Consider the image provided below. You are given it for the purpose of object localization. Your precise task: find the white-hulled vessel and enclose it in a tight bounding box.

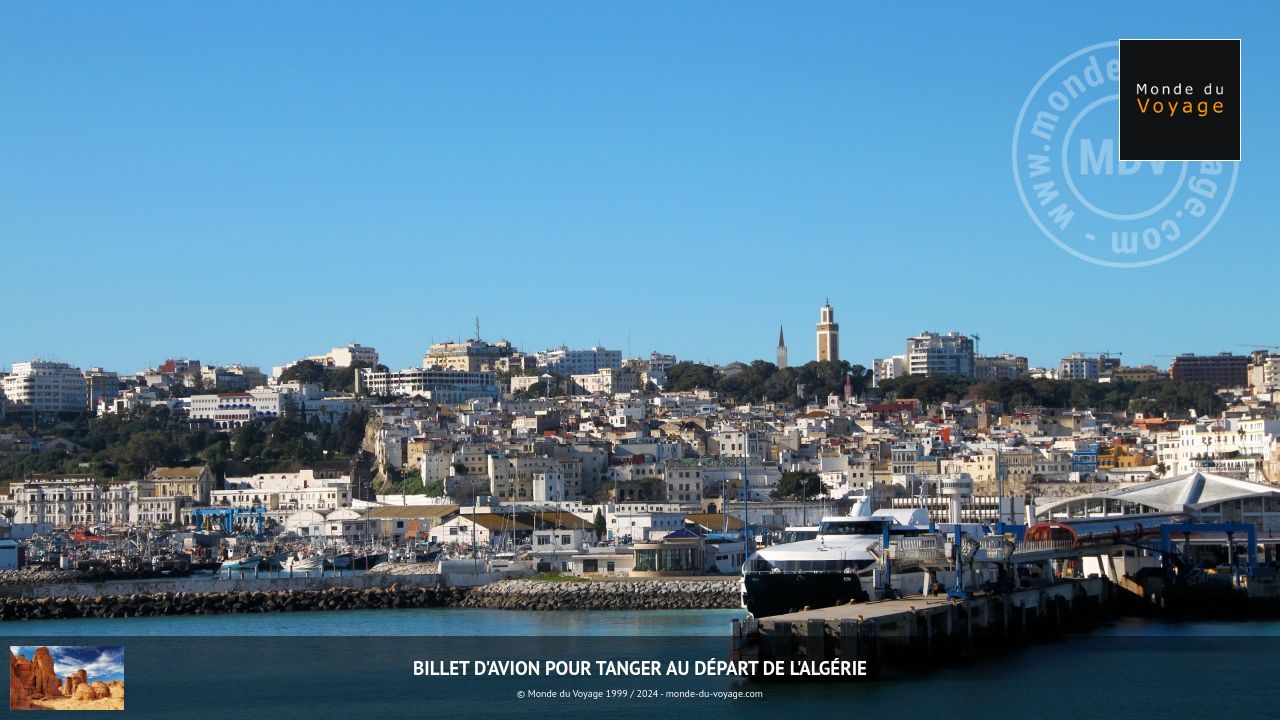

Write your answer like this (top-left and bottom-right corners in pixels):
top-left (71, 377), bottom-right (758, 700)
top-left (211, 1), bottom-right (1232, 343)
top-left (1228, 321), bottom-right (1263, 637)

top-left (279, 552), bottom-right (325, 573)
top-left (740, 501), bottom-right (933, 617)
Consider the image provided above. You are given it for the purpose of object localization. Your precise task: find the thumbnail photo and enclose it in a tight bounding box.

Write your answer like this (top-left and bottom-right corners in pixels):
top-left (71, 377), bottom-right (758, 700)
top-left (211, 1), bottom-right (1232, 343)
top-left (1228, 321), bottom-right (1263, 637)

top-left (9, 646), bottom-right (124, 711)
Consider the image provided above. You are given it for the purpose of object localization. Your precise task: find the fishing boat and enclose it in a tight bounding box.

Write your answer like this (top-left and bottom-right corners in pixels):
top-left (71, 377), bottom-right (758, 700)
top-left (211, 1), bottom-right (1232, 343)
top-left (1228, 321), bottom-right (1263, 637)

top-left (349, 550), bottom-right (387, 570)
top-left (325, 551), bottom-right (352, 570)
top-left (279, 553), bottom-right (325, 573)
top-left (219, 555), bottom-right (262, 574)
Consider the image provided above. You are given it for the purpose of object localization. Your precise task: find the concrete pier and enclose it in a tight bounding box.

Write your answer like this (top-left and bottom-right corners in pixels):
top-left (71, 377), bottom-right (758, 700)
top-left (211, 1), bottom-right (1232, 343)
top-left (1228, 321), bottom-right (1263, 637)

top-left (731, 578), bottom-right (1111, 673)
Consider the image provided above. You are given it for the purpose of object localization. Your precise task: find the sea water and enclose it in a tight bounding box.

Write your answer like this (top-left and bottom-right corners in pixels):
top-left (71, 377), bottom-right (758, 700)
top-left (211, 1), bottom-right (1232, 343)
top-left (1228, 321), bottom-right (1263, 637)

top-left (3, 609), bottom-right (1278, 719)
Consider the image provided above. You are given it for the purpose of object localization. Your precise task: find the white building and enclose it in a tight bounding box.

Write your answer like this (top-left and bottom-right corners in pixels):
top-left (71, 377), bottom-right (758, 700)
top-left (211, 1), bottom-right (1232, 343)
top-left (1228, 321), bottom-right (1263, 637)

top-left (187, 385), bottom-right (355, 429)
top-left (1058, 353), bottom-right (1101, 381)
top-left (608, 508), bottom-right (685, 542)
top-left (321, 507), bottom-right (369, 542)
top-left (201, 364), bottom-right (267, 391)
top-left (323, 344), bottom-right (379, 368)
top-left (663, 465), bottom-right (705, 504)
top-left (532, 471), bottom-right (566, 503)
top-left (534, 346), bottom-right (622, 376)
top-left (1249, 353), bottom-right (1280, 392)
top-left (186, 388), bottom-right (290, 429)
top-left (354, 368), bottom-right (498, 403)
top-left (906, 332), bottom-right (974, 377)
top-left (873, 355), bottom-right (909, 385)
top-left (1, 474), bottom-right (193, 527)
top-left (221, 470), bottom-right (353, 511)
top-left (83, 368), bottom-right (120, 409)
top-left (423, 339), bottom-right (513, 372)
top-left (975, 353), bottom-right (1029, 381)
top-left (1164, 417), bottom-right (1280, 480)
top-left (3, 360), bottom-right (88, 413)
top-left (571, 368), bottom-right (638, 395)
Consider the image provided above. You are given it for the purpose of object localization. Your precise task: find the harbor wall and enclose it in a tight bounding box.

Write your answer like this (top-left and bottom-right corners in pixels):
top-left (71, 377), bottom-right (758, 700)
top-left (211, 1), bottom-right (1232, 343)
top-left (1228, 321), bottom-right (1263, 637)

top-left (459, 578), bottom-right (741, 610)
top-left (0, 583), bottom-right (467, 620)
top-left (0, 571), bottom-right (444, 599)
top-left (0, 576), bottom-right (742, 620)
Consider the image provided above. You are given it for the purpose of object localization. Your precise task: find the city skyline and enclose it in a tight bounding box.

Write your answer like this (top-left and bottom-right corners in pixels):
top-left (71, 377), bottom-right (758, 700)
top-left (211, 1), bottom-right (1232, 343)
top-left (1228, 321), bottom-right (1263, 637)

top-left (3, 308), bottom-right (1271, 379)
top-left (3, 3), bottom-right (1277, 373)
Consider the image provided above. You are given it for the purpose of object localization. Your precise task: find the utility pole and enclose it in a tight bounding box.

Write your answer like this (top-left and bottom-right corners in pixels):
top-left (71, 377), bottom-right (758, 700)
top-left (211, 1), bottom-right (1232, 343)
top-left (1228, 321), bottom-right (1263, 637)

top-left (995, 444), bottom-right (1005, 532)
top-left (743, 422), bottom-right (751, 556)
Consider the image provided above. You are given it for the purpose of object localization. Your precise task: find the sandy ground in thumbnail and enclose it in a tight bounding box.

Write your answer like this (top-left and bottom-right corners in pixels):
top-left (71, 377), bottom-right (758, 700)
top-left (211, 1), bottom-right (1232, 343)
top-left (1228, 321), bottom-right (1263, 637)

top-left (25, 695), bottom-right (124, 711)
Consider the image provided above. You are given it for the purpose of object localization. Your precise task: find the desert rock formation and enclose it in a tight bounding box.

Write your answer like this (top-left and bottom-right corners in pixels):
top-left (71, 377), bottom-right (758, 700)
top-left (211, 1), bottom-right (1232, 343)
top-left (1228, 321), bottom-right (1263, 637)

top-left (9, 646), bottom-right (123, 711)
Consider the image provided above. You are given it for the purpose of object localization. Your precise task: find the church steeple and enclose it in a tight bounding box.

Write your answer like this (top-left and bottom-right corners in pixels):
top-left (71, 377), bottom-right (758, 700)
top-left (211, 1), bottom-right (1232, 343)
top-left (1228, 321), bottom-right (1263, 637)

top-left (776, 325), bottom-right (788, 370)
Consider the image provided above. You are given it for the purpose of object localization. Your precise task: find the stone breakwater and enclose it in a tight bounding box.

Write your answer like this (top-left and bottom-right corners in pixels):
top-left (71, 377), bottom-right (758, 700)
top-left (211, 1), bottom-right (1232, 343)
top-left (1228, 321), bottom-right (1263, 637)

top-left (0, 568), bottom-right (87, 585)
top-left (459, 579), bottom-right (741, 611)
top-left (0, 585), bottom-right (467, 620)
top-left (0, 578), bottom-right (741, 620)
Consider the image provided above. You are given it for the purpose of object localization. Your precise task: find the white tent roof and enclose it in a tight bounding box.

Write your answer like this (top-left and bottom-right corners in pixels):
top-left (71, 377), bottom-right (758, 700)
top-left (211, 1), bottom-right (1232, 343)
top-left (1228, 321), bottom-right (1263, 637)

top-left (1038, 471), bottom-right (1280, 516)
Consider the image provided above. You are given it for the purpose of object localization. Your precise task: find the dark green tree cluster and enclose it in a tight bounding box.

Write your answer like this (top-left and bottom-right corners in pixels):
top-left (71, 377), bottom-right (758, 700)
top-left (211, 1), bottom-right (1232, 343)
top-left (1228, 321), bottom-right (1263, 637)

top-left (277, 360), bottom-right (387, 393)
top-left (771, 470), bottom-right (825, 500)
top-left (664, 360), bottom-right (873, 406)
top-left (513, 375), bottom-right (569, 399)
top-left (876, 375), bottom-right (1223, 415)
top-left (0, 405), bottom-right (370, 484)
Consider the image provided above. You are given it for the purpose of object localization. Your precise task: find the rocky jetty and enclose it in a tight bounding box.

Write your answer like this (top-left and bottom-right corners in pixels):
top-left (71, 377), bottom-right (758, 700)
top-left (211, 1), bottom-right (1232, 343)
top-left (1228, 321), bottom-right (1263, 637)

top-left (0, 584), bottom-right (468, 620)
top-left (0, 577), bottom-right (740, 620)
top-left (366, 562), bottom-right (438, 576)
top-left (459, 579), bottom-right (741, 611)
top-left (0, 568), bottom-right (85, 585)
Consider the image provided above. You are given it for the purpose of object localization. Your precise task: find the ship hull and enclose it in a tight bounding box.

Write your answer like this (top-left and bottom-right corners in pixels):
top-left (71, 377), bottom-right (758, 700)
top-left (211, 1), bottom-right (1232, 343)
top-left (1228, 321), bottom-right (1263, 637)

top-left (741, 572), bottom-right (869, 618)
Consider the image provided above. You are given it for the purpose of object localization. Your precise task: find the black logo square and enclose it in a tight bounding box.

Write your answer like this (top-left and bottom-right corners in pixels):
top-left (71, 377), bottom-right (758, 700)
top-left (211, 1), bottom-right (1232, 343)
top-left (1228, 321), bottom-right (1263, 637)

top-left (1119, 39), bottom-right (1240, 161)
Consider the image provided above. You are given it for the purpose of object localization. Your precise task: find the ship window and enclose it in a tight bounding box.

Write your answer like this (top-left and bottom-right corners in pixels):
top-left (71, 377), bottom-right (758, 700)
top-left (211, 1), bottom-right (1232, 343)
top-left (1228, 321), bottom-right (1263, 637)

top-left (818, 520), bottom-right (885, 535)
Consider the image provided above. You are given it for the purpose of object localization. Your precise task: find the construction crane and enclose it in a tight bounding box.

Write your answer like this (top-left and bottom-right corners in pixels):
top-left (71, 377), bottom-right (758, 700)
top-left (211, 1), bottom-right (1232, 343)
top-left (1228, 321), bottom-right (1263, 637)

top-left (1237, 344), bottom-right (1280, 351)
top-left (1073, 350), bottom-right (1123, 360)
top-left (970, 333), bottom-right (981, 356)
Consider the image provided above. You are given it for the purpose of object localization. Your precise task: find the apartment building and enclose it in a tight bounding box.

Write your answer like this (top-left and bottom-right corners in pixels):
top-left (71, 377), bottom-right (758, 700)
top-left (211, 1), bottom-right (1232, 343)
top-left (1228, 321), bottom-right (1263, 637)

top-left (423, 339), bottom-right (514, 372)
top-left (1168, 353), bottom-right (1249, 388)
top-left (354, 368), bottom-right (499, 402)
top-left (906, 332), bottom-right (975, 377)
top-left (534, 346), bottom-right (622, 376)
top-left (3, 360), bottom-right (88, 413)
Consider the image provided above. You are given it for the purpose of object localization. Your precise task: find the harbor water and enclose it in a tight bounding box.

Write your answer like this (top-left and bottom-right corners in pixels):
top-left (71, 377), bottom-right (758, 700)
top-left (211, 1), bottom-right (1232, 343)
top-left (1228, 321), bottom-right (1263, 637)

top-left (4, 608), bottom-right (1278, 719)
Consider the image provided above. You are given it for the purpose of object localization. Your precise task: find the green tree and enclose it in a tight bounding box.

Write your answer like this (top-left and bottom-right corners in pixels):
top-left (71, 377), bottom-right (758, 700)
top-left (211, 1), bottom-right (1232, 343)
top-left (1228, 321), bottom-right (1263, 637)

top-left (771, 471), bottom-right (825, 500)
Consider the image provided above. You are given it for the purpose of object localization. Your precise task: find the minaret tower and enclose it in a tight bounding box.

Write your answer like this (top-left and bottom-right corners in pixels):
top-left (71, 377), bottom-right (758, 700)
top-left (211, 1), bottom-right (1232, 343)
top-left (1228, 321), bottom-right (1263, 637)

top-left (816, 299), bottom-right (840, 363)
top-left (776, 326), bottom-right (788, 370)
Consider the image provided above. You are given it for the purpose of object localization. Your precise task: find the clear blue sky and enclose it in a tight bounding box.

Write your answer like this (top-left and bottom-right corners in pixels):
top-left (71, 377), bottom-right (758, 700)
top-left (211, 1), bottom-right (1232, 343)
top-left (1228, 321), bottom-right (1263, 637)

top-left (2, 2), bottom-right (1275, 373)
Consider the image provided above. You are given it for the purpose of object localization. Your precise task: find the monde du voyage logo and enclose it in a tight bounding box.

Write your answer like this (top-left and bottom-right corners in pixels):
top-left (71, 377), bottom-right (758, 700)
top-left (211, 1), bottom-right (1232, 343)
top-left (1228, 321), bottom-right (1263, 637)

top-left (1012, 40), bottom-right (1240, 268)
